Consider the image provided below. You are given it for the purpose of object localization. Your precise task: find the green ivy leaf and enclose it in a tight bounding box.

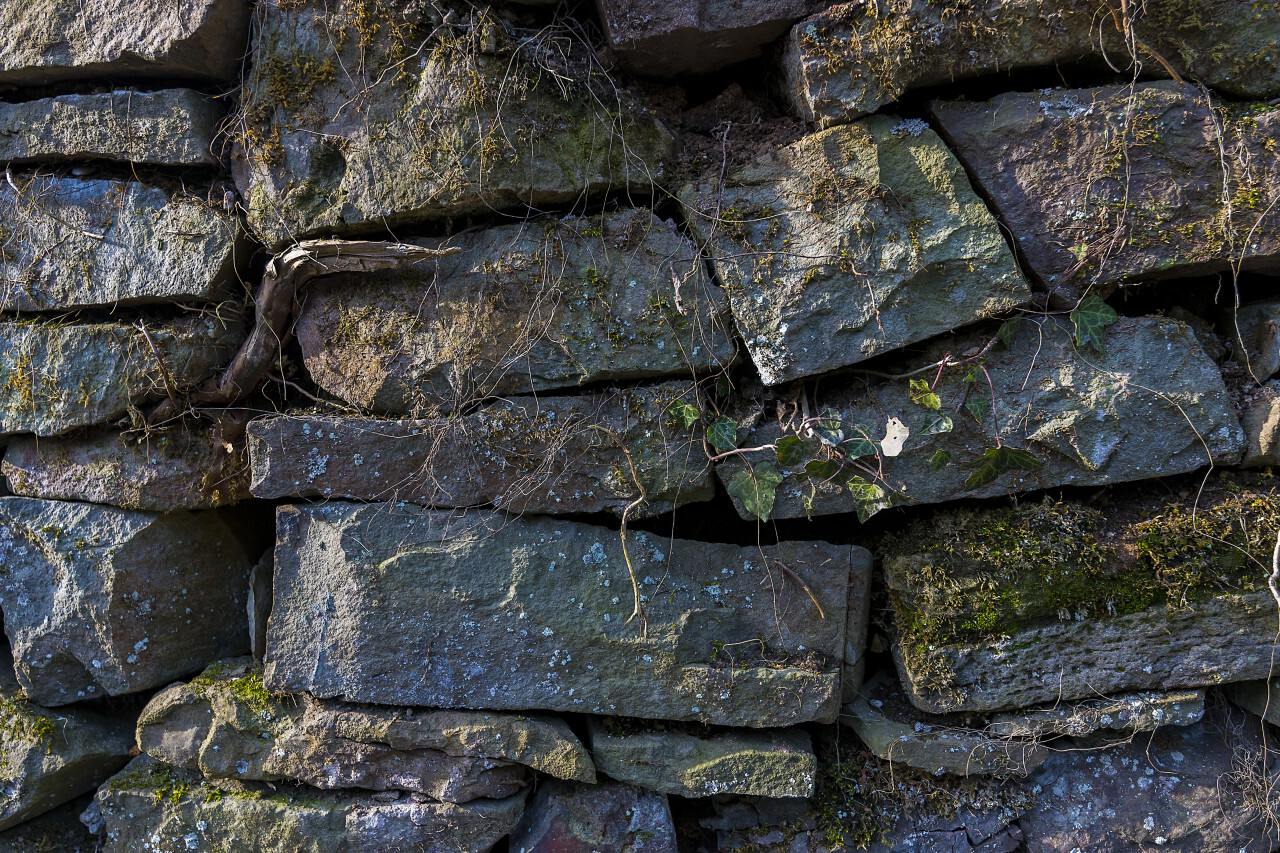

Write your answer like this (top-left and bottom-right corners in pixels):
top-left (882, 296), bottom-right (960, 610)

top-left (804, 459), bottom-right (854, 487)
top-left (1071, 295), bottom-right (1119, 354)
top-left (919, 414), bottom-right (953, 436)
top-left (707, 416), bottom-right (739, 452)
top-left (847, 477), bottom-right (886, 523)
top-left (930, 449), bottom-right (951, 470)
top-left (963, 446), bottom-right (1044, 490)
top-left (715, 375), bottom-right (732, 398)
top-left (726, 462), bottom-right (783, 521)
top-left (667, 399), bottom-right (702, 430)
top-left (841, 425), bottom-right (879, 459)
top-left (775, 435), bottom-right (809, 466)
top-left (997, 316), bottom-right (1023, 349)
top-left (965, 395), bottom-right (989, 425)
top-left (908, 378), bottom-right (942, 411)
top-left (812, 408), bottom-right (845, 447)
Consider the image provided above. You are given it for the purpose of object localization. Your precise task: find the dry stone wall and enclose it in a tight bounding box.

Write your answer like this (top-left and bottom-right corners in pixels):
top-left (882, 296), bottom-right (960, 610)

top-left (0, 0), bottom-right (1279, 851)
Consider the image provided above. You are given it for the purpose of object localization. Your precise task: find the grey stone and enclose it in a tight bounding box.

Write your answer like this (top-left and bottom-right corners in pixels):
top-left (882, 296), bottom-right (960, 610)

top-left (509, 779), bottom-right (676, 853)
top-left (265, 503), bottom-right (861, 727)
top-left (0, 793), bottom-right (96, 853)
top-left (587, 719), bottom-right (815, 798)
top-left (0, 497), bottom-right (252, 706)
top-left (0, 677), bottom-right (133, 831)
top-left (248, 551), bottom-right (272, 660)
top-left (717, 316), bottom-right (1244, 521)
top-left (988, 689), bottom-right (1206, 738)
top-left (248, 383), bottom-right (713, 518)
top-left (843, 548), bottom-right (873, 704)
top-left (2, 425), bottom-right (249, 511)
top-left (0, 175), bottom-right (244, 312)
top-left (596, 0), bottom-right (829, 76)
top-left (232, 1), bottom-right (673, 247)
top-left (294, 211), bottom-right (733, 413)
top-left (88, 754), bottom-right (525, 853)
top-left (680, 117), bottom-right (1027, 385)
top-left (1227, 678), bottom-right (1280, 726)
top-left (1227, 297), bottom-right (1280, 382)
top-left (0, 0), bottom-right (250, 85)
top-left (0, 90), bottom-right (219, 167)
top-left (138, 658), bottom-right (595, 802)
top-left (0, 313), bottom-right (242, 437)
top-left (932, 83), bottom-right (1280, 301)
top-left (1239, 380), bottom-right (1280, 467)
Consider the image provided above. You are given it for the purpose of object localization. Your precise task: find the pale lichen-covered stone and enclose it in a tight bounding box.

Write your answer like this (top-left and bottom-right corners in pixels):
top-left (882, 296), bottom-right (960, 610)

top-left (987, 689), bottom-right (1206, 738)
top-left (232, 0), bottom-right (674, 246)
top-left (265, 504), bottom-right (861, 727)
top-left (0, 497), bottom-right (252, 706)
top-left (1240, 380), bottom-right (1280, 467)
top-left (0, 175), bottom-right (244, 312)
top-left (138, 658), bottom-right (595, 802)
top-left (509, 779), bottom-right (676, 853)
top-left (248, 383), bottom-right (712, 517)
top-left (1227, 297), bottom-right (1280, 382)
top-left (295, 211), bottom-right (733, 412)
top-left (681, 118), bottom-right (1027, 385)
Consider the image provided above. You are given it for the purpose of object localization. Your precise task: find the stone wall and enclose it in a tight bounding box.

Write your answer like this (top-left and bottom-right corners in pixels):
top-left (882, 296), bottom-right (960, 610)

top-left (1, 0), bottom-right (1279, 851)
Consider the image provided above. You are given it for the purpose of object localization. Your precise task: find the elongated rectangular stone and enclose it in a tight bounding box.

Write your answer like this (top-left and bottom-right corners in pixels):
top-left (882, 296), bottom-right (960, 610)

top-left (265, 504), bottom-right (862, 727)
top-left (248, 383), bottom-right (712, 517)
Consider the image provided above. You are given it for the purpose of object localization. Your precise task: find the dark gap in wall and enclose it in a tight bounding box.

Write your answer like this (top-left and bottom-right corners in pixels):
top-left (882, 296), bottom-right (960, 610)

top-left (1110, 270), bottom-right (1280, 327)
top-left (0, 77), bottom-right (243, 104)
top-left (671, 793), bottom-right (719, 852)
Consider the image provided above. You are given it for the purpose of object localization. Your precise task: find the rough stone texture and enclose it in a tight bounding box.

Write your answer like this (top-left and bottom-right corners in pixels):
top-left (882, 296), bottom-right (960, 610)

top-left (681, 118), bottom-right (1027, 385)
top-left (932, 83), bottom-right (1280, 301)
top-left (1227, 678), bottom-right (1280, 726)
top-left (248, 382), bottom-right (713, 518)
top-left (508, 779), bottom-right (676, 853)
top-left (0, 89), bottom-right (219, 167)
top-left (718, 316), bottom-right (1244, 520)
top-left (87, 754), bottom-right (525, 853)
top-left (0, 793), bottom-right (96, 852)
top-left (842, 548), bottom-right (873, 703)
top-left (233, 0), bottom-right (674, 247)
top-left (2, 425), bottom-right (249, 511)
top-left (0, 175), bottom-right (244, 312)
top-left (0, 313), bottom-right (242, 437)
top-left (248, 550), bottom-right (272, 660)
top-left (596, 0), bottom-right (829, 76)
top-left (0, 677), bottom-right (133, 831)
top-left (988, 689), bottom-right (1206, 738)
top-left (0, 497), bottom-right (252, 706)
top-left (0, 0), bottom-right (250, 85)
top-left (1227, 297), bottom-right (1280, 382)
top-left (1240, 380), bottom-right (1280, 467)
top-left (138, 658), bottom-right (594, 802)
top-left (295, 211), bottom-right (733, 413)
top-left (784, 0), bottom-right (1280, 128)
top-left (586, 720), bottom-right (815, 798)
top-left (265, 504), bottom-right (860, 727)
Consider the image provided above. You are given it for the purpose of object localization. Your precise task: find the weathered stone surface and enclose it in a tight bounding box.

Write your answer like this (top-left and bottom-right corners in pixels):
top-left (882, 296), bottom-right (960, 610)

top-left (681, 118), bottom-right (1027, 385)
top-left (0, 793), bottom-right (96, 852)
top-left (785, 0), bottom-right (1280, 128)
top-left (1240, 380), bottom-right (1280, 466)
top-left (87, 754), bottom-right (525, 853)
top-left (0, 497), bottom-right (252, 706)
top-left (932, 83), bottom-right (1280, 300)
top-left (248, 382), bottom-right (713, 518)
top-left (587, 719), bottom-right (814, 798)
top-left (597, 0), bottom-right (828, 76)
top-left (509, 779), bottom-right (676, 853)
top-left (884, 477), bottom-right (1280, 713)
top-left (139, 658), bottom-right (595, 802)
top-left (0, 175), bottom-right (244, 312)
top-left (0, 0), bottom-right (250, 85)
top-left (295, 212), bottom-right (733, 412)
top-left (842, 672), bottom-right (1047, 777)
top-left (233, 1), bottom-right (673, 246)
top-left (0, 676), bottom-right (133, 831)
top-left (988, 689), bottom-right (1206, 738)
top-left (717, 316), bottom-right (1244, 520)
top-left (2, 425), bottom-right (249, 511)
top-left (248, 550), bottom-right (272, 660)
top-left (1228, 297), bottom-right (1280, 382)
top-left (842, 548), bottom-right (873, 703)
top-left (1227, 678), bottom-right (1280, 726)
top-left (0, 313), bottom-right (242, 437)
top-left (266, 504), bottom-right (860, 727)
top-left (0, 90), bottom-right (219, 167)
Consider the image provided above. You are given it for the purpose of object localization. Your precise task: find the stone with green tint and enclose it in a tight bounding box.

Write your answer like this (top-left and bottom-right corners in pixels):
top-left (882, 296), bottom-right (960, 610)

top-left (87, 754), bottom-right (525, 853)
top-left (586, 719), bottom-right (815, 798)
top-left (987, 689), bottom-right (1206, 738)
top-left (138, 658), bottom-right (594, 802)
top-left (265, 503), bottom-right (860, 727)
top-left (232, 0), bottom-right (674, 247)
top-left (680, 118), bottom-right (1027, 385)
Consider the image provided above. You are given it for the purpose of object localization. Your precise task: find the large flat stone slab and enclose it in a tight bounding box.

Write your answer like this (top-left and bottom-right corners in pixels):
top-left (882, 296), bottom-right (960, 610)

top-left (932, 83), bottom-right (1280, 300)
top-left (248, 383), bottom-right (712, 517)
top-left (232, 1), bottom-right (673, 246)
top-left (0, 497), bottom-right (252, 706)
top-left (0, 313), bottom-right (242, 437)
top-left (0, 89), bottom-right (218, 167)
top-left (0, 0), bottom-right (250, 85)
top-left (0, 175), bottom-right (244, 311)
top-left (86, 755), bottom-right (525, 853)
top-left (295, 211), bottom-right (733, 412)
top-left (988, 689), bottom-right (1205, 738)
top-left (265, 504), bottom-right (861, 727)
top-left (138, 657), bottom-right (594, 802)
top-left (680, 118), bottom-right (1027, 385)
top-left (717, 316), bottom-right (1243, 520)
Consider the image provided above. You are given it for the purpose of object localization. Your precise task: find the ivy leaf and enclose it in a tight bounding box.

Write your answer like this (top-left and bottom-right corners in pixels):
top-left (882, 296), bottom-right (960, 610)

top-left (1071, 295), bottom-right (1119, 354)
top-left (997, 316), bottom-right (1023, 349)
top-left (930, 449), bottom-right (951, 470)
top-left (919, 414), bottom-right (953, 436)
top-left (707, 416), bottom-right (739, 452)
top-left (715, 375), bottom-right (732, 398)
top-left (667, 400), bottom-right (701, 430)
top-left (847, 477), bottom-right (886, 523)
top-left (908, 378), bottom-right (942, 411)
top-left (804, 459), bottom-right (854, 487)
top-left (964, 395), bottom-right (989, 425)
top-left (726, 462), bottom-right (784, 521)
top-left (841, 426), bottom-right (880, 460)
top-left (963, 446), bottom-right (1044, 490)
top-left (775, 435), bottom-right (809, 466)
top-left (812, 408), bottom-right (845, 447)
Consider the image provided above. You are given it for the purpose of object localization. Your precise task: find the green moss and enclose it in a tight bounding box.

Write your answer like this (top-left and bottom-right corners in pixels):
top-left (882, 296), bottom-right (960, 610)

top-left (0, 689), bottom-right (57, 746)
top-left (106, 761), bottom-right (195, 806)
